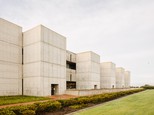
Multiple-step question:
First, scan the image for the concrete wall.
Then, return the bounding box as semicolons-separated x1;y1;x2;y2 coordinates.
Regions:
116;67;125;88
66;69;76;81
23;25;66;96
100;62;116;89
66;50;76;63
124;71;130;88
0;18;22;96
76;51;100;89
65;88;134;96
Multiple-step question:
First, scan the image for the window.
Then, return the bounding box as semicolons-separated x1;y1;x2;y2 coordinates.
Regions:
66;61;76;70
70;54;72;61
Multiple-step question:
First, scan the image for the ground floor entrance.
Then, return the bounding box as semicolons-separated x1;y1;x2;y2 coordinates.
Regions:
51;84;58;95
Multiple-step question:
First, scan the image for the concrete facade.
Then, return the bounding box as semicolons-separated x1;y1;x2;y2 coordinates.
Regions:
23;25;66;96
76;52;100;89
0;18;131;96
100;62;116;89
0;18;22;96
116;67;125;88
124;71;130;88
66;51;77;89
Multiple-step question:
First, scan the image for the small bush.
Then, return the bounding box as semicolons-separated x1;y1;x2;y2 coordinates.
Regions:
21;110;35;115
0;109;15;115
69;104;87;109
9;104;36;115
58;98;78;107
35;101;61;113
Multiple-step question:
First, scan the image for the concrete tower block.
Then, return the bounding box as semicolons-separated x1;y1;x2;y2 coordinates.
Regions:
23;25;66;96
0;18;22;96
76;51;100;89
124;71;130;88
100;62;116;89
116;67;125;88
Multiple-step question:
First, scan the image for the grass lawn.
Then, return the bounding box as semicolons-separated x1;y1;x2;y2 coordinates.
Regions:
75;90;154;115
0;96;50;106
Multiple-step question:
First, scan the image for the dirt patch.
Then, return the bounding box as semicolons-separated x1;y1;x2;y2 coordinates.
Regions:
50;94;78;100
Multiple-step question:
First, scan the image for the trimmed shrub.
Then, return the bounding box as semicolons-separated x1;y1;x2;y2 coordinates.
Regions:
69;104;87;109
0;109;15;115
58;98;78;107
35;101;61;113
9;104;36;115
58;88;145;106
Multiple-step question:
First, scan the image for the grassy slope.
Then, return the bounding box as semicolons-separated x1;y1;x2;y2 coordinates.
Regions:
0;96;50;106
76;90;154;115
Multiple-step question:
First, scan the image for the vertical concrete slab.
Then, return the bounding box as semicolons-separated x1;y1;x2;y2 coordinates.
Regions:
116;67;125;88
0;18;22;96
100;62;116;89
76;51;100;89
124;71;130;88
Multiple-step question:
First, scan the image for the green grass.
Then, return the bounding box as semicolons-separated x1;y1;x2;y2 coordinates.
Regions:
75;90;154;115
0;96;50;106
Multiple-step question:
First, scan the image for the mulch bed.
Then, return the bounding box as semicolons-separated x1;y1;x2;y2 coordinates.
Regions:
42;103;96;115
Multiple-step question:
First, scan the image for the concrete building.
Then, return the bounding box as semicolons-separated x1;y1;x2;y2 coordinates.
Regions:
124;71;131;88
116;67;125;88
76;51;100;89
0;18;22;96
0;18;131;96
23;25;66;96
100;62;116;89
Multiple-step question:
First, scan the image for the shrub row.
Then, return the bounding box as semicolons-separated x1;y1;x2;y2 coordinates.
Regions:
0;101;61;115
59;88;145;107
141;85;154;89
0;88;145;115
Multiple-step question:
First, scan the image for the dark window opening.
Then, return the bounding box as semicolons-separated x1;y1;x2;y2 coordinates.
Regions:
70;54;72;61
66;81;76;89
22;79;23;95
22;48;23;64
94;85;97;89
70;74;72;81
66;61;76;70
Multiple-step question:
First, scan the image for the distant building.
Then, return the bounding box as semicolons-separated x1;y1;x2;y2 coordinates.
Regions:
0;18;131;96
100;62;116;89
116;67;125;88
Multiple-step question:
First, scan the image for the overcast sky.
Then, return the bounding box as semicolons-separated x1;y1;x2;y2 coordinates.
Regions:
0;0;154;86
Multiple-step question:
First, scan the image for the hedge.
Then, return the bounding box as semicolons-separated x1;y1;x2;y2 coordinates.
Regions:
59;88;145;106
141;85;154;89
0;88;145;115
